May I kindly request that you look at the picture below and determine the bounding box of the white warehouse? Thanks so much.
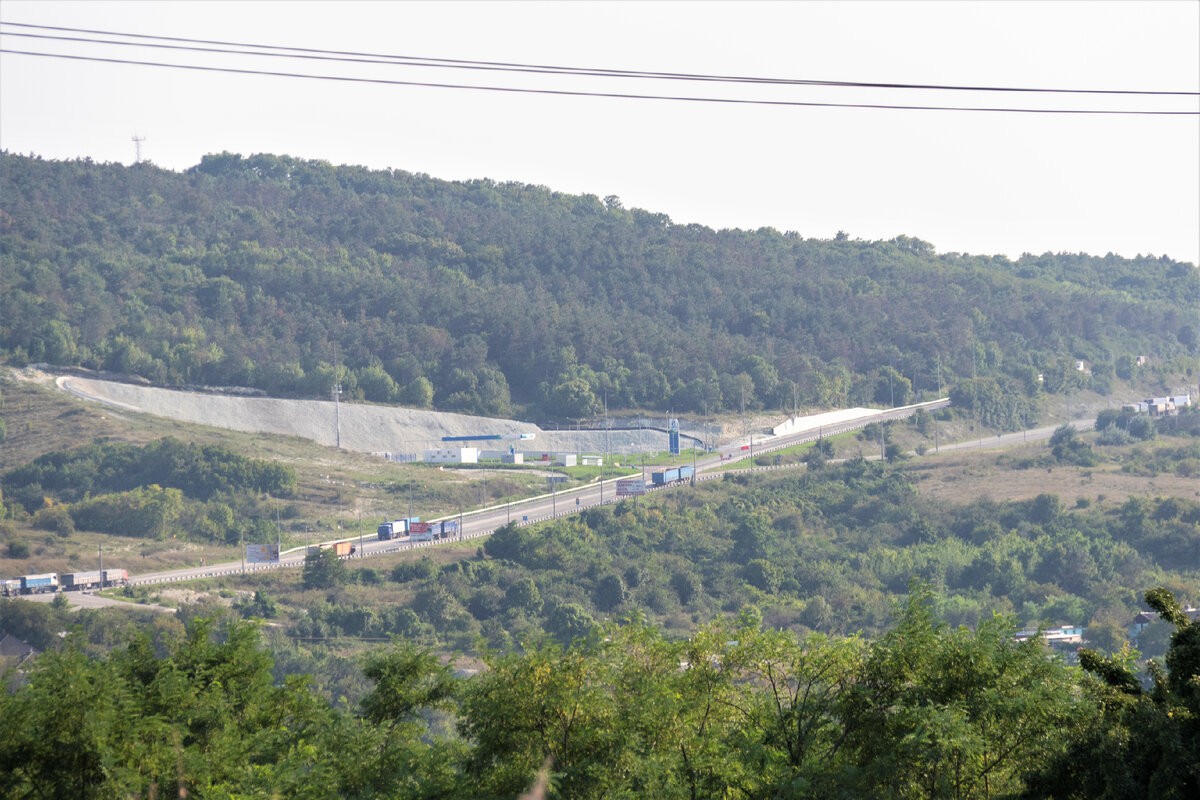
[424,447,480,464]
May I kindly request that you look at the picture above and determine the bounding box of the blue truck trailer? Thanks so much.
[651,468,680,485]
[377,517,420,540]
[20,573,59,594]
[651,466,694,485]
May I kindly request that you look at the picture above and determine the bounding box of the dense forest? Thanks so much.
[2,585,1197,799]
[1,152,1196,421]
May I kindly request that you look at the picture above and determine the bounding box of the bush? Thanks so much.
[391,556,438,583]
[32,504,75,537]
[302,548,347,589]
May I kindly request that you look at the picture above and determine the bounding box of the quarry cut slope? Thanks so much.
[56,376,681,457]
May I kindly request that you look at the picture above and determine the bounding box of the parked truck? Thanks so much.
[62,571,104,591]
[103,569,129,587]
[20,573,59,594]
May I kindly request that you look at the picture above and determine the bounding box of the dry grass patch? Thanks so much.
[906,445,1199,507]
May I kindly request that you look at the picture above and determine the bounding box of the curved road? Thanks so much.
[119,400,964,589]
[28,395,1013,596]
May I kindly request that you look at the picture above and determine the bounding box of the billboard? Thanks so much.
[246,544,280,563]
[616,478,647,497]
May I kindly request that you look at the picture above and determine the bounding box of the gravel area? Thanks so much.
[58,376,702,457]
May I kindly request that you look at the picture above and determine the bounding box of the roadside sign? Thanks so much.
[616,478,647,497]
[245,544,280,563]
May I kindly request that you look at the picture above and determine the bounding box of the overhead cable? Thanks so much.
[3,47,1196,116]
[3,19,1198,98]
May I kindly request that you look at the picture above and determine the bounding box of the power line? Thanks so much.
[2,19,1198,99]
[2,47,1196,116]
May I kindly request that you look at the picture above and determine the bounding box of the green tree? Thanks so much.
[302,547,348,589]
[1050,424,1097,466]
[400,376,434,407]
[1025,587,1200,799]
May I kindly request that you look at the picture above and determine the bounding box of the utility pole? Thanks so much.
[131,134,144,164]
[973,346,981,447]
[358,510,363,557]
[98,543,103,590]
[332,383,342,449]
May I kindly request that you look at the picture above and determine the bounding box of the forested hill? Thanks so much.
[2,152,1195,421]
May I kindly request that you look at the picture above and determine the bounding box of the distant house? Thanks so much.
[1146,397,1175,416]
[1129,606,1200,637]
[1,632,40,688]
[1123,394,1191,417]
[1014,626,1085,647]
[0,632,38,664]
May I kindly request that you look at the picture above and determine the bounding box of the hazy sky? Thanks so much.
[2,1,1197,264]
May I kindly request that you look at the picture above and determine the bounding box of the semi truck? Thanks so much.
[651,465,694,486]
[409,520,460,543]
[20,573,59,594]
[377,517,420,540]
[307,541,356,557]
[62,569,131,590]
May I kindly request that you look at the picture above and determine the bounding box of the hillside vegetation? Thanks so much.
[2,152,1196,423]
[2,585,1197,799]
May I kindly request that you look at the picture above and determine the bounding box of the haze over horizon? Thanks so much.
[2,1,1197,264]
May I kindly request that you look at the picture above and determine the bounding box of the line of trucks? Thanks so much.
[3,569,130,597]
[5,468,698,598]
[377,517,460,542]
[651,466,695,485]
